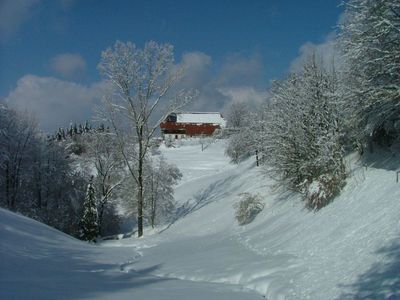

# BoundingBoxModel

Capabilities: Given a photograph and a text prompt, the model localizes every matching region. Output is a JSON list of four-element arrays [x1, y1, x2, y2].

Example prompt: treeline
[[0, 107, 181, 240], [226, 0, 400, 209], [0, 106, 87, 235], [49, 121, 109, 142]]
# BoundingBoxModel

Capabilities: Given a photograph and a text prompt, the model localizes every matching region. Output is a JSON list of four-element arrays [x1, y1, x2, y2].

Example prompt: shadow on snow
[[336, 237, 400, 300]]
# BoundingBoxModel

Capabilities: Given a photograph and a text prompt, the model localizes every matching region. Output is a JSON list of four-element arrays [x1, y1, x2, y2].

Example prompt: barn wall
[[160, 122, 220, 137]]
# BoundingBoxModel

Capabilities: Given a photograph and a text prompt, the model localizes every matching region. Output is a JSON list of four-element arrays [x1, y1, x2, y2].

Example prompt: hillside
[[108, 140, 400, 299], [1, 140, 400, 299]]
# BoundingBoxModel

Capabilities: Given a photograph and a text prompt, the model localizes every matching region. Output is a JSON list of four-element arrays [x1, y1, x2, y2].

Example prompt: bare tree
[[144, 156, 182, 228], [98, 40, 194, 237], [226, 102, 249, 129], [257, 54, 346, 209], [0, 107, 36, 210], [338, 0, 400, 146], [84, 131, 124, 236]]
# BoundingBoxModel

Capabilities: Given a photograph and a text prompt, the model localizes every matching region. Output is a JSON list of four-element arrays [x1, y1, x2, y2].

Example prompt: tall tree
[[0, 105, 87, 236], [339, 0, 400, 146], [84, 130, 124, 236], [0, 107, 36, 210], [257, 54, 345, 209], [98, 40, 194, 237], [226, 102, 249, 129], [144, 156, 182, 228]]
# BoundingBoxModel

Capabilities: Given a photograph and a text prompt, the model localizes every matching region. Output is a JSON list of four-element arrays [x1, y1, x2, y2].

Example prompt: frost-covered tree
[[144, 156, 182, 228], [0, 105, 87, 235], [338, 0, 400, 147], [225, 104, 256, 164], [84, 131, 124, 236], [81, 178, 99, 242], [225, 125, 254, 164], [0, 107, 36, 210], [121, 155, 182, 228], [98, 40, 195, 236], [259, 54, 346, 209], [226, 102, 249, 129]]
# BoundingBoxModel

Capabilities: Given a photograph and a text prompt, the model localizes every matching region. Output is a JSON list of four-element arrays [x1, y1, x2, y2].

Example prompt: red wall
[[160, 122, 220, 136]]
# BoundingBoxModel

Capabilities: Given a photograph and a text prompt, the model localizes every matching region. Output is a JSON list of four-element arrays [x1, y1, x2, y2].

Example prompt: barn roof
[[176, 112, 226, 126]]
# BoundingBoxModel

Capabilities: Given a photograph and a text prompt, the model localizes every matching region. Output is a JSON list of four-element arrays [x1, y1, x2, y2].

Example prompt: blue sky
[[0, 0, 343, 131]]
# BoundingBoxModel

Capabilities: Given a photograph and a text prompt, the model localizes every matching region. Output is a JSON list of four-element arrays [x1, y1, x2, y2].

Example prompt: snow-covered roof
[[176, 112, 226, 126]]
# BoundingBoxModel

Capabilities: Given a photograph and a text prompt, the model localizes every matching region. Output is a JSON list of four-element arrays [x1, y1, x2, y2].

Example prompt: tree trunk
[[5, 162, 10, 208], [137, 131, 144, 237], [98, 201, 105, 237], [256, 150, 259, 167]]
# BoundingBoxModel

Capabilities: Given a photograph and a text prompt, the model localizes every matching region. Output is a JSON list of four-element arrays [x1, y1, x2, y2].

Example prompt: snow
[[0, 207, 259, 300], [2, 139, 400, 299], [176, 112, 226, 126]]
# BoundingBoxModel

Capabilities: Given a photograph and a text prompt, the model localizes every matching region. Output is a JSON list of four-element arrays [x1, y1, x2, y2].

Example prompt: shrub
[[233, 193, 264, 225], [299, 170, 346, 210]]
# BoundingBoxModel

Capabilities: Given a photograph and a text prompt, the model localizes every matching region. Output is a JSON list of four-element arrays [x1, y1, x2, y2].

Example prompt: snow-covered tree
[[258, 54, 346, 209], [120, 154, 182, 229], [225, 125, 254, 164], [144, 156, 182, 228], [0, 105, 87, 235], [225, 104, 257, 164], [98, 40, 195, 237], [81, 178, 99, 242], [0, 107, 36, 210], [226, 102, 249, 129], [338, 0, 400, 147], [84, 131, 124, 236]]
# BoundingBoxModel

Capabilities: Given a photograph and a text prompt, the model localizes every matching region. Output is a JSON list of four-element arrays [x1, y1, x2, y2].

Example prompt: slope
[[108, 140, 400, 300], [0, 207, 261, 299]]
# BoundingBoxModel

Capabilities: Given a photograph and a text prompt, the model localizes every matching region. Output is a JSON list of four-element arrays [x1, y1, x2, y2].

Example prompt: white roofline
[[175, 112, 222, 115]]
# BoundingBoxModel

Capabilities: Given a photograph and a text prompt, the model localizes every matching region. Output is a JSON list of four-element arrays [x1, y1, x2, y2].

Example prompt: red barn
[[160, 112, 226, 140]]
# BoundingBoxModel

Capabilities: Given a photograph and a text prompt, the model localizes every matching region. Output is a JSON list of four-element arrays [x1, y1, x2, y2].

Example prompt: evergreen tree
[[81, 177, 99, 242]]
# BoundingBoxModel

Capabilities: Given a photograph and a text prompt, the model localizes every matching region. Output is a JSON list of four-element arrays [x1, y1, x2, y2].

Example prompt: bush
[[233, 193, 264, 225], [299, 170, 346, 210]]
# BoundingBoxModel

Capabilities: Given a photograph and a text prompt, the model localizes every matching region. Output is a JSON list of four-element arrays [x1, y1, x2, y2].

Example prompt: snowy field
[[1, 139, 400, 299]]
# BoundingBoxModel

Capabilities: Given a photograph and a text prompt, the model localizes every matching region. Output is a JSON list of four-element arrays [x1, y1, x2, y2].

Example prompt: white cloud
[[178, 52, 212, 88], [176, 51, 265, 113], [290, 32, 341, 73], [5, 75, 107, 131], [0, 0, 41, 41], [50, 53, 87, 78], [4, 51, 266, 131], [218, 86, 266, 111], [216, 53, 264, 87]]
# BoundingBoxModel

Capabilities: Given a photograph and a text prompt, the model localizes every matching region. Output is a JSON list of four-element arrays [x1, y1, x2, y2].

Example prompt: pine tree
[[81, 177, 99, 242]]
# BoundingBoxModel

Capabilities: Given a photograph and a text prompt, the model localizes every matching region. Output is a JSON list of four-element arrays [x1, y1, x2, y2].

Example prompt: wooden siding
[[160, 121, 220, 136]]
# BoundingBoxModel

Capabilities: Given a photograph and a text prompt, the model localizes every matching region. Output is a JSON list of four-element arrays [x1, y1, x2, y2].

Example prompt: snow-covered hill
[[0, 206, 260, 299], [108, 140, 400, 299], [1, 140, 400, 299]]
